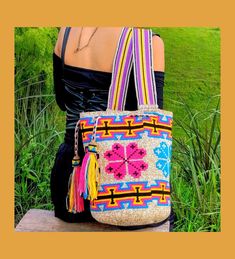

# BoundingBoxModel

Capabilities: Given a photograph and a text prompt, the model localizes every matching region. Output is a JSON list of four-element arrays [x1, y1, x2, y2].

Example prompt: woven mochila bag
[[66, 27, 173, 227]]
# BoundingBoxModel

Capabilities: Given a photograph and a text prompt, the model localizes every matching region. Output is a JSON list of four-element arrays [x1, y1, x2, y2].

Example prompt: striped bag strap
[[107, 27, 134, 110], [133, 27, 158, 108], [107, 27, 158, 111]]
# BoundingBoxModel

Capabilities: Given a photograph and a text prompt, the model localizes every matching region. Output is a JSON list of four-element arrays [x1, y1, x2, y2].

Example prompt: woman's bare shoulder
[[54, 27, 66, 57]]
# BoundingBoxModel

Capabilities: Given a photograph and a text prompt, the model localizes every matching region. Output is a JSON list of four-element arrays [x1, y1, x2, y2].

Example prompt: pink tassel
[[79, 152, 90, 199], [74, 166, 84, 212]]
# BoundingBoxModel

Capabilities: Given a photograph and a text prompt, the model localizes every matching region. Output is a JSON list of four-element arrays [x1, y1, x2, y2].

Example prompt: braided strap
[[91, 116, 101, 143], [73, 119, 81, 161]]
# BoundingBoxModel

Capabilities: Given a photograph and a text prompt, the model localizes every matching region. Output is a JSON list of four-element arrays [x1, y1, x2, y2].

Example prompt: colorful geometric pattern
[[154, 141, 172, 178], [80, 114, 172, 144], [104, 142, 148, 180], [90, 180, 171, 211]]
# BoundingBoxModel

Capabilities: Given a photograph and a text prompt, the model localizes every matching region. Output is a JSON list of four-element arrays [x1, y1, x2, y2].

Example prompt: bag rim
[[80, 107, 173, 118]]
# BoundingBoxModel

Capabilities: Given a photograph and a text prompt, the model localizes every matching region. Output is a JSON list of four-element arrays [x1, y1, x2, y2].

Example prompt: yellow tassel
[[87, 153, 99, 200]]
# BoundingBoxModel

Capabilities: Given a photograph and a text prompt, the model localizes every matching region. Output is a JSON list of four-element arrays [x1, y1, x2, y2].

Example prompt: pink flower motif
[[104, 142, 148, 180]]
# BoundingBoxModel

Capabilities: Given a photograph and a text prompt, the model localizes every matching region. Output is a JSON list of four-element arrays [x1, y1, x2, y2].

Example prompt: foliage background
[[14, 27, 220, 231]]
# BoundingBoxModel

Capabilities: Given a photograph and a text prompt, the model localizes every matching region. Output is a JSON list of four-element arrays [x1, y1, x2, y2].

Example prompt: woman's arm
[[54, 27, 66, 57], [152, 35, 165, 72], [53, 27, 67, 111], [152, 35, 165, 109]]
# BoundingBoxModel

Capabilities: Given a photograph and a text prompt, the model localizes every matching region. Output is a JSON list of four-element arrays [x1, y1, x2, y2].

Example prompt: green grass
[[171, 98, 220, 231], [152, 27, 220, 136], [15, 27, 220, 231], [151, 27, 220, 231]]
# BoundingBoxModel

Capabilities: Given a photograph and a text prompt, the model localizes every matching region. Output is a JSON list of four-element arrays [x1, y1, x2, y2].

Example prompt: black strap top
[[53, 28, 164, 143]]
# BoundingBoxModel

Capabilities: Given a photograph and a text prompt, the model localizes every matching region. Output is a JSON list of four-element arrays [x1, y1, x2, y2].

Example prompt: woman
[[50, 27, 174, 230]]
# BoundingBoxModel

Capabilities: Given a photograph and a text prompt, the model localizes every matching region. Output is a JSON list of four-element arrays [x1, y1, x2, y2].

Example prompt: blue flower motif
[[154, 142, 172, 177]]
